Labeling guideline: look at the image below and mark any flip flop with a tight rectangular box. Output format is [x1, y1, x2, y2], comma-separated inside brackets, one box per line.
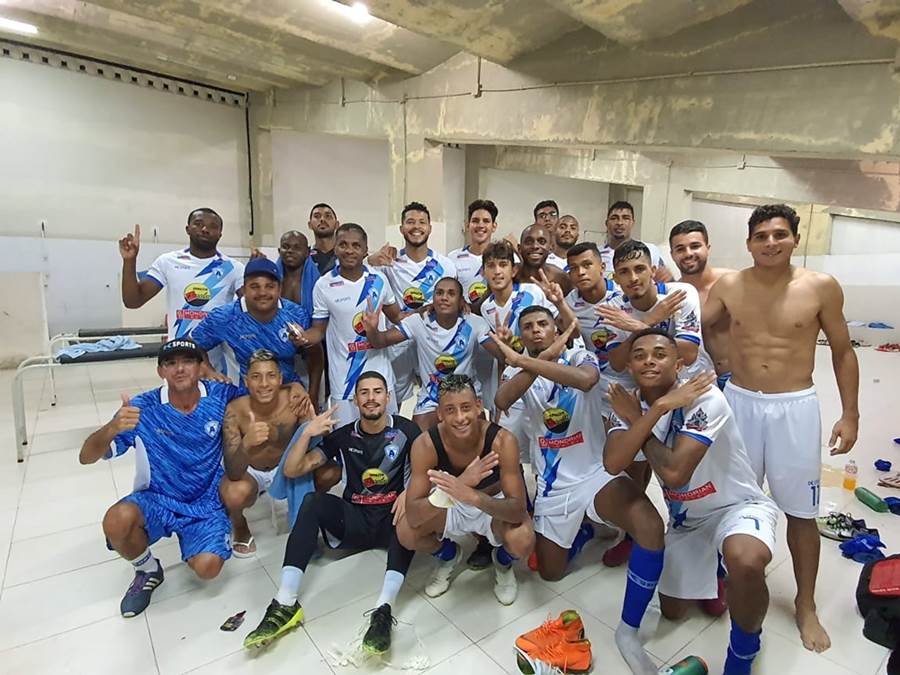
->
[879, 473, 900, 489]
[876, 343, 900, 353]
[232, 536, 256, 558]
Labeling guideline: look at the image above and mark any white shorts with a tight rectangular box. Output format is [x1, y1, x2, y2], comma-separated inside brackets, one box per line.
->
[724, 382, 822, 518]
[389, 342, 416, 405]
[659, 500, 778, 600]
[501, 400, 534, 464]
[442, 493, 504, 547]
[246, 465, 279, 494]
[533, 471, 620, 548]
[330, 397, 399, 429]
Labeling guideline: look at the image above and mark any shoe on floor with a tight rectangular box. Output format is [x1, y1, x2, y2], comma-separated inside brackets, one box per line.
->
[515, 609, 585, 653]
[362, 603, 396, 654]
[515, 638, 593, 673]
[425, 543, 461, 598]
[528, 550, 539, 571]
[602, 536, 632, 567]
[699, 576, 728, 617]
[120, 563, 164, 618]
[492, 547, 518, 605]
[466, 537, 494, 570]
[243, 599, 304, 649]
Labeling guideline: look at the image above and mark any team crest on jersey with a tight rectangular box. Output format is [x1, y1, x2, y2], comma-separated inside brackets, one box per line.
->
[278, 326, 290, 342]
[183, 282, 211, 307]
[434, 353, 458, 374]
[681, 310, 700, 332]
[362, 468, 388, 487]
[543, 407, 571, 434]
[685, 408, 708, 432]
[204, 420, 220, 437]
[467, 281, 487, 303]
[591, 328, 612, 349]
[403, 287, 426, 309]
[384, 444, 399, 461]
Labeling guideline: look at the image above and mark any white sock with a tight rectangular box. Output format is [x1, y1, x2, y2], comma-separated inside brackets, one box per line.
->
[614, 622, 657, 675]
[275, 566, 303, 606]
[128, 548, 159, 573]
[375, 570, 405, 608]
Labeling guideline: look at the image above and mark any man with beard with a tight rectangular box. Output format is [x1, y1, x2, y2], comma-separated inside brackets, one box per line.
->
[600, 201, 673, 283]
[448, 199, 498, 307]
[668, 220, 735, 388]
[307, 203, 339, 275]
[704, 204, 859, 653]
[368, 202, 458, 406]
[516, 224, 573, 296]
[119, 208, 244, 375]
[548, 214, 579, 269]
[243, 371, 420, 655]
[396, 374, 535, 606]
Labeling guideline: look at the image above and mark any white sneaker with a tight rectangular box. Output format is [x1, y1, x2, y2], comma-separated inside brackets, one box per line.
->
[492, 549, 518, 605]
[425, 543, 461, 598]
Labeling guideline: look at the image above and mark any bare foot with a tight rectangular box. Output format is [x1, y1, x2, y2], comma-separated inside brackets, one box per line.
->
[796, 605, 831, 652]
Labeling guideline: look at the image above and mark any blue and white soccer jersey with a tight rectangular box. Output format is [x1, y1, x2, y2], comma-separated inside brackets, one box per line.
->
[448, 247, 488, 305]
[506, 347, 619, 548]
[608, 388, 777, 599]
[312, 267, 398, 426]
[378, 249, 457, 404]
[144, 250, 244, 373]
[599, 241, 666, 283]
[398, 313, 488, 415]
[106, 381, 240, 561]
[190, 298, 311, 385]
[545, 252, 567, 271]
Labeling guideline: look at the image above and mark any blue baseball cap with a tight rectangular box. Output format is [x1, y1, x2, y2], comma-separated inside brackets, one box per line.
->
[244, 257, 282, 282]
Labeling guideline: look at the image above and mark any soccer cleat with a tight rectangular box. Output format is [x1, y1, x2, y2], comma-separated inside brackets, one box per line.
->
[515, 610, 585, 654]
[493, 547, 518, 605]
[515, 639, 593, 674]
[120, 564, 164, 618]
[362, 603, 396, 655]
[243, 599, 304, 649]
[425, 543, 462, 598]
[602, 535, 632, 568]
[528, 551, 539, 571]
[467, 537, 494, 570]
[567, 523, 595, 562]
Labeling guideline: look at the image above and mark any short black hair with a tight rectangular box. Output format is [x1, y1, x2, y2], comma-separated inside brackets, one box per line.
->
[612, 239, 652, 267]
[630, 327, 677, 351]
[468, 199, 498, 222]
[402, 201, 430, 222]
[188, 207, 222, 224]
[336, 222, 367, 242]
[748, 203, 800, 237]
[482, 240, 517, 265]
[309, 203, 336, 220]
[606, 201, 634, 218]
[669, 220, 708, 244]
[355, 370, 387, 391]
[436, 276, 464, 295]
[566, 241, 602, 260]
[438, 374, 477, 399]
[533, 200, 559, 219]
[518, 304, 555, 327]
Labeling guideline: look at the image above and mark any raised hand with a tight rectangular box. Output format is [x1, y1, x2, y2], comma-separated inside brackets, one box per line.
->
[369, 244, 398, 267]
[594, 304, 648, 332]
[657, 371, 717, 412]
[536, 268, 565, 305]
[458, 451, 500, 487]
[362, 297, 383, 334]
[113, 393, 140, 432]
[307, 404, 339, 437]
[249, 248, 267, 260]
[118, 224, 141, 260]
[244, 411, 270, 448]
[606, 384, 642, 426]
[646, 289, 687, 326]
[287, 383, 314, 421]
[492, 313, 515, 347]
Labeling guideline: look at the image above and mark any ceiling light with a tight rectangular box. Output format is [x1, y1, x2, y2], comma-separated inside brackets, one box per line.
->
[226, 74, 237, 81]
[0, 16, 39, 35]
[350, 2, 370, 23]
[325, 1, 371, 24]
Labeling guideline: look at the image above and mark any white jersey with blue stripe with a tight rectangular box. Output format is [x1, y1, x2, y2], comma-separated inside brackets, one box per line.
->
[480, 282, 557, 353]
[190, 298, 311, 384]
[564, 286, 624, 391]
[377, 248, 457, 312]
[106, 381, 240, 511]
[607, 387, 766, 528]
[504, 347, 607, 496]
[312, 266, 397, 401]
[448, 247, 488, 304]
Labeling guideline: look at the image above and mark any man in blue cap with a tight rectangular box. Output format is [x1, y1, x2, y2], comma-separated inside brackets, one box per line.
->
[191, 258, 324, 404]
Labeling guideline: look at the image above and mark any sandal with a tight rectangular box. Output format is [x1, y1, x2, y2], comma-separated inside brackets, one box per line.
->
[232, 536, 257, 558]
[879, 472, 900, 489]
[876, 343, 900, 353]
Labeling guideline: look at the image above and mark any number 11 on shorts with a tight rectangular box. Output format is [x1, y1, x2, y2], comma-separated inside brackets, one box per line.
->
[808, 480, 821, 508]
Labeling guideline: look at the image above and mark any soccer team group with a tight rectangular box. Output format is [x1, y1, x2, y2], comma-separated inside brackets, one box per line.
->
[77, 197, 860, 673]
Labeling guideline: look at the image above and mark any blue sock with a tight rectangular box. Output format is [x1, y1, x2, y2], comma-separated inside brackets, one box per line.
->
[724, 619, 761, 675]
[494, 546, 515, 567]
[717, 552, 727, 579]
[568, 523, 595, 561]
[433, 539, 457, 561]
[621, 543, 664, 629]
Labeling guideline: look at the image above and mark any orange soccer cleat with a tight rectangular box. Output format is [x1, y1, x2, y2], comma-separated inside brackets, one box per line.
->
[516, 638, 593, 674]
[515, 610, 585, 654]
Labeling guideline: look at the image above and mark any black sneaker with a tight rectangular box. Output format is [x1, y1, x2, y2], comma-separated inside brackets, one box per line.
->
[120, 564, 164, 618]
[466, 537, 493, 570]
[362, 603, 396, 655]
[243, 599, 304, 649]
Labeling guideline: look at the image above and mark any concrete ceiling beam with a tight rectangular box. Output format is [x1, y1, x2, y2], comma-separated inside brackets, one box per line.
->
[838, 0, 900, 41]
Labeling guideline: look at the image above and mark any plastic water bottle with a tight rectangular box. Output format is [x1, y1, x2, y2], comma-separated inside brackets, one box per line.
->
[855, 486, 889, 513]
[843, 459, 858, 490]
[659, 655, 708, 674]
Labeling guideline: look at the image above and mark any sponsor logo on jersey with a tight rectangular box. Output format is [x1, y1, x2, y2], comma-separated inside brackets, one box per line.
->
[510, 335, 524, 353]
[685, 408, 708, 432]
[352, 490, 397, 505]
[204, 420, 220, 437]
[403, 287, 426, 309]
[329, 280, 345, 288]
[434, 353, 458, 375]
[543, 407, 571, 434]
[538, 432, 584, 449]
[175, 308, 208, 321]
[362, 468, 388, 488]
[352, 312, 366, 336]
[467, 281, 488, 303]
[680, 310, 700, 332]
[591, 327, 612, 349]
[184, 282, 211, 307]
[663, 481, 716, 502]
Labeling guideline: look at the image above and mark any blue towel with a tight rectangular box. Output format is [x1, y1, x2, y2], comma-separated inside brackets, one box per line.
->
[268, 422, 321, 529]
[56, 336, 141, 359]
[276, 256, 320, 315]
[839, 533, 887, 563]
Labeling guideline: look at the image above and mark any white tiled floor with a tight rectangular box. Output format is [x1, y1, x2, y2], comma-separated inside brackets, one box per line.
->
[0, 347, 897, 674]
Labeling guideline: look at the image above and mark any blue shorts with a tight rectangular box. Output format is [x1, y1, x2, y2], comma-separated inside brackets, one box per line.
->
[122, 491, 232, 562]
[716, 372, 732, 391]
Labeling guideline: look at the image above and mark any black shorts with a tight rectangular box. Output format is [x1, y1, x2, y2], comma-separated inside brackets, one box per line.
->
[321, 498, 393, 551]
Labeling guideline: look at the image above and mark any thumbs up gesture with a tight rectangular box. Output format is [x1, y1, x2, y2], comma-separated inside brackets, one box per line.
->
[244, 411, 270, 448]
[113, 393, 141, 432]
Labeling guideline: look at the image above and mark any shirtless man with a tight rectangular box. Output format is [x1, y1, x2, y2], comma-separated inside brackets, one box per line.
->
[669, 220, 735, 387]
[704, 203, 860, 653]
[219, 350, 316, 556]
[516, 224, 573, 296]
[396, 374, 535, 605]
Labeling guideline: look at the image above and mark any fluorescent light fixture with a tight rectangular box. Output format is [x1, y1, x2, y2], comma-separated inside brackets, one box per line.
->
[0, 16, 39, 35]
[325, 1, 371, 24]
[350, 2, 370, 23]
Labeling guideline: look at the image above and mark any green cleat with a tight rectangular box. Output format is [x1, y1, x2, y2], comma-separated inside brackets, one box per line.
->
[243, 599, 304, 649]
[361, 603, 396, 655]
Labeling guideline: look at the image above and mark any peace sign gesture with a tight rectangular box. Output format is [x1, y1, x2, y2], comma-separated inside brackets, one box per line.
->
[535, 268, 564, 305]
[362, 296, 383, 334]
